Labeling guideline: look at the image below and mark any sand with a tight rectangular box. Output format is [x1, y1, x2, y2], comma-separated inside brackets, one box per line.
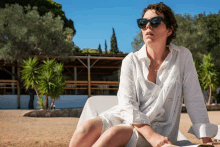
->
[0, 110, 219, 147]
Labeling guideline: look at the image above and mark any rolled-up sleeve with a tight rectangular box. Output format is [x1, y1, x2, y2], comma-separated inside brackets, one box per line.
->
[183, 50, 218, 138]
[117, 54, 151, 126]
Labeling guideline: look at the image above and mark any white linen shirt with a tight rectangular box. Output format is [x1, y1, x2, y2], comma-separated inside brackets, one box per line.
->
[99, 43, 217, 144]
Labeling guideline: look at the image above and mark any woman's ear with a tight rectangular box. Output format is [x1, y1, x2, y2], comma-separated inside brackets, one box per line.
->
[167, 27, 173, 37]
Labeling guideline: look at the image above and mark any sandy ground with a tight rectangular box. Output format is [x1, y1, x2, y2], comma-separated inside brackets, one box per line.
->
[0, 110, 219, 147]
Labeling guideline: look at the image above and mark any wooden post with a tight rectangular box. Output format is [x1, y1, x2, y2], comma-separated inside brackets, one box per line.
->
[88, 55, 91, 98]
[74, 67, 77, 95]
[17, 65, 20, 109]
[118, 69, 120, 81]
[12, 66, 15, 94]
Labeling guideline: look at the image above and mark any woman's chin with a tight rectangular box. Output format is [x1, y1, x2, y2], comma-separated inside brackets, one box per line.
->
[144, 38, 155, 45]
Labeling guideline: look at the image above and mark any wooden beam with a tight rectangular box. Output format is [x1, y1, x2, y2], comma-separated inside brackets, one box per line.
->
[64, 88, 87, 90]
[17, 66, 20, 109]
[66, 84, 87, 86]
[71, 72, 113, 75]
[88, 55, 91, 98]
[91, 81, 119, 84]
[74, 67, 77, 95]
[0, 80, 19, 82]
[77, 58, 88, 68]
[65, 67, 75, 77]
[91, 84, 119, 86]
[91, 59, 99, 68]
[0, 87, 17, 89]
[69, 56, 124, 60]
[63, 65, 120, 69]
[66, 81, 88, 83]
[91, 88, 118, 90]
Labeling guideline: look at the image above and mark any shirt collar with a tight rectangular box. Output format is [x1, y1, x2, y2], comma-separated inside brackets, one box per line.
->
[137, 43, 181, 60]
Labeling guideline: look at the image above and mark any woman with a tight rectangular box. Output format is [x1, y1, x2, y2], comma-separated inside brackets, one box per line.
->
[69, 2, 217, 147]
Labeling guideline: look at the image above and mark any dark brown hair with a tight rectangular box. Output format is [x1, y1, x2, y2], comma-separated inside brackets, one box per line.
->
[141, 2, 178, 45]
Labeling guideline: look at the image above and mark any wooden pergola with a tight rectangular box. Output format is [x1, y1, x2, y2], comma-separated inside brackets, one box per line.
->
[0, 53, 127, 108]
[65, 54, 125, 97]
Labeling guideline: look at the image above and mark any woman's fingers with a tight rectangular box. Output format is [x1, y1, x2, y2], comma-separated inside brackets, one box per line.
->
[167, 139, 172, 144]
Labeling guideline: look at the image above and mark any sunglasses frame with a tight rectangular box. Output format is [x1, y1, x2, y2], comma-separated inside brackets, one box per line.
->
[137, 16, 168, 29]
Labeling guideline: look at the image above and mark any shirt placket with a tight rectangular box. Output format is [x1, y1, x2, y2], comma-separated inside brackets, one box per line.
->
[156, 51, 173, 86]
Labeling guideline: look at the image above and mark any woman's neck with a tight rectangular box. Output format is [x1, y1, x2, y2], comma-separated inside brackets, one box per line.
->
[146, 43, 169, 63]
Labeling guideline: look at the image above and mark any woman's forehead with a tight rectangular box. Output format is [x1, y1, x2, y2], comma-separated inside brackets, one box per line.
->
[143, 9, 164, 19]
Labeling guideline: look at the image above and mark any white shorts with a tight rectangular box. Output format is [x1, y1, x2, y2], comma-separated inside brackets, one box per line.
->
[98, 114, 152, 147]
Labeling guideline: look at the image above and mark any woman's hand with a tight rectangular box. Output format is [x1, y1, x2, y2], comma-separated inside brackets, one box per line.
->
[132, 123, 173, 147]
[148, 133, 172, 147]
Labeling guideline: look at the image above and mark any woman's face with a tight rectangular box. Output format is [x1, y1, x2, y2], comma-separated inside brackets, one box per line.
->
[142, 9, 172, 46]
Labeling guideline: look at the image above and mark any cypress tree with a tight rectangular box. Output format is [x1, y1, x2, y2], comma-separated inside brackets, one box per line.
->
[110, 28, 119, 54]
[98, 43, 102, 54]
[105, 40, 107, 54]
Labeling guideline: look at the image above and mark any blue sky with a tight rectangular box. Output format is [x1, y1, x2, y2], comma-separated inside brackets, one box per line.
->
[53, 0, 220, 54]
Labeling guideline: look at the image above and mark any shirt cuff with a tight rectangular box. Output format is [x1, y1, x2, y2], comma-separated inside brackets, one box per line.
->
[121, 109, 151, 126]
[188, 123, 218, 139]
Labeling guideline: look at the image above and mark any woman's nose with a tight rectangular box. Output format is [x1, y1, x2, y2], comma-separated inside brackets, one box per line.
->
[143, 21, 152, 30]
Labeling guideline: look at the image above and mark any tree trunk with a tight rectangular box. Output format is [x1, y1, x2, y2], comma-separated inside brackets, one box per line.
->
[46, 93, 48, 109]
[207, 85, 212, 105]
[17, 63, 21, 109]
[28, 89, 35, 109]
[17, 81, 21, 109]
[34, 86, 45, 109]
[215, 100, 217, 105]
[50, 98, 55, 109]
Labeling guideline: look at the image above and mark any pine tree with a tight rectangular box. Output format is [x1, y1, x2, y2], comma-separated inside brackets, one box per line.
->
[110, 28, 119, 54]
[105, 40, 107, 54]
[98, 43, 102, 54]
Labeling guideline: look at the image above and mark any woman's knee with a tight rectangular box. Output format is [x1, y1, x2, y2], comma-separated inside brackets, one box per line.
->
[76, 117, 102, 136]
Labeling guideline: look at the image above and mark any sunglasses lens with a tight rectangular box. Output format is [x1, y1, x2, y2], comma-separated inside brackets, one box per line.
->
[150, 17, 161, 27]
[138, 19, 147, 29]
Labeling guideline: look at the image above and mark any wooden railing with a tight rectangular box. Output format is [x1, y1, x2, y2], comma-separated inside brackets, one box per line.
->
[0, 80, 19, 94]
[0, 80, 119, 95]
[64, 81, 119, 95]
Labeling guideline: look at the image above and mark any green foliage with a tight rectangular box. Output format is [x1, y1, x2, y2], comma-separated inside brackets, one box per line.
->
[82, 48, 99, 53]
[36, 97, 45, 110]
[105, 40, 107, 54]
[110, 28, 119, 54]
[173, 14, 209, 62]
[73, 45, 81, 53]
[21, 57, 40, 90]
[98, 43, 102, 54]
[0, 0, 76, 36]
[0, 4, 74, 63]
[131, 30, 144, 51]
[199, 54, 218, 104]
[200, 54, 218, 90]
[38, 59, 66, 98]
[21, 57, 66, 109]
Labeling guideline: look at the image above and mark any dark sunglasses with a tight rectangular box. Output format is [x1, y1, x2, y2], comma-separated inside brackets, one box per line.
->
[137, 16, 168, 29]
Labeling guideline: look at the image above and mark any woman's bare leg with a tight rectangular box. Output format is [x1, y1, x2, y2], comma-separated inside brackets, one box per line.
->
[69, 117, 102, 147]
[92, 125, 133, 147]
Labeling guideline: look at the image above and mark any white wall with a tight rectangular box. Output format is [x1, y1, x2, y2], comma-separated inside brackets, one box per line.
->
[0, 95, 89, 109]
